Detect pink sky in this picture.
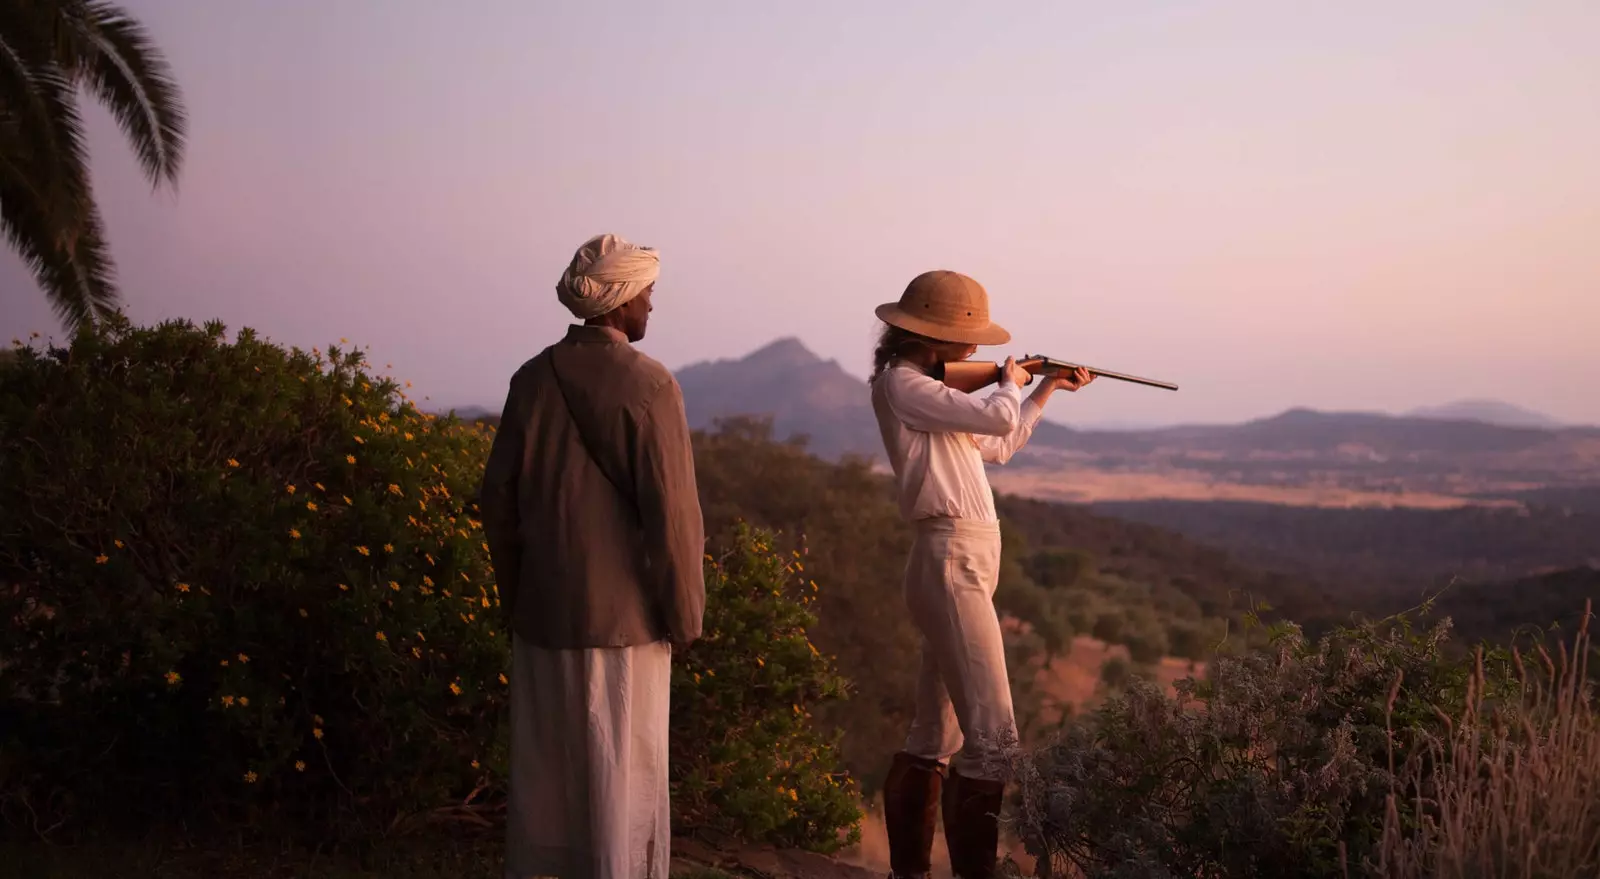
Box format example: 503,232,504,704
3,0,1597,426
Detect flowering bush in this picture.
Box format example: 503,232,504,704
0,318,865,852
671,522,862,852
0,317,508,837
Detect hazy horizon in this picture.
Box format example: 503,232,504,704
3,1,1598,427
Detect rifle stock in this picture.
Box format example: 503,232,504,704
938,355,1178,393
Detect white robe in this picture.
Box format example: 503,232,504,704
504,636,672,879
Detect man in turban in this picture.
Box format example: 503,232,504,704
480,233,706,879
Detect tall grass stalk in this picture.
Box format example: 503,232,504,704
1376,600,1600,878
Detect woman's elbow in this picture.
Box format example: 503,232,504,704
980,408,1020,437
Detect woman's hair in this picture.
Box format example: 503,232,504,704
871,322,947,380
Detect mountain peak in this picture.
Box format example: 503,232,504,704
743,336,823,368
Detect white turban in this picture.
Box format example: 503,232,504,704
555,233,660,320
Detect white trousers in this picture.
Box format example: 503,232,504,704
901,517,1017,782
504,636,672,879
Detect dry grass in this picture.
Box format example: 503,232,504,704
1375,600,1600,878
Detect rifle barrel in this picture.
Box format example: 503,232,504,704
1027,355,1178,391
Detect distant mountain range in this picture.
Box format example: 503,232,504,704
661,336,1589,449
436,338,1597,507
664,338,1600,507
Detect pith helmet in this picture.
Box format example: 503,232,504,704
874,270,1011,346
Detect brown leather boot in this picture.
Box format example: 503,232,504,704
882,751,946,879
942,769,1006,879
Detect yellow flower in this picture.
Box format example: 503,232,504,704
238,653,250,663
338,583,349,591
356,545,370,556
227,459,240,468
425,554,435,566
422,575,434,587
313,728,324,740
383,543,394,553
286,484,297,495
314,482,325,491
306,501,318,511
375,631,387,642
498,673,508,685
480,597,490,608
295,761,306,772
388,581,400,591
343,496,353,505
175,582,191,593
114,539,125,549
757,657,765,668
239,696,250,707
220,660,230,668
95,554,109,564
404,432,414,441
288,528,301,540
471,760,480,770
346,454,356,464
481,541,490,552
353,435,365,445
412,647,422,658
449,682,462,695
387,484,402,496
165,670,181,686
221,695,235,706
416,631,426,642
243,771,258,783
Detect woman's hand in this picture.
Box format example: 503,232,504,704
1047,365,1095,391
1002,356,1031,387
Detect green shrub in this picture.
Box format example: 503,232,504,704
671,522,862,853
1012,612,1513,879
0,317,507,838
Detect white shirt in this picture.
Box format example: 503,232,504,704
869,361,1045,523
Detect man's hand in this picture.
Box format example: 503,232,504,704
1001,356,1031,388
1047,365,1095,392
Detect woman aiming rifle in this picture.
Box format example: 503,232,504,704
868,270,1092,879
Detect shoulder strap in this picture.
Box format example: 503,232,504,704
547,351,642,521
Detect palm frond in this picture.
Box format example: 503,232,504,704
0,0,185,329
0,162,117,330
0,32,85,233
78,0,185,187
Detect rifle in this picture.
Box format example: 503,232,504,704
938,355,1179,393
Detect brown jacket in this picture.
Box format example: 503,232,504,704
478,324,706,649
